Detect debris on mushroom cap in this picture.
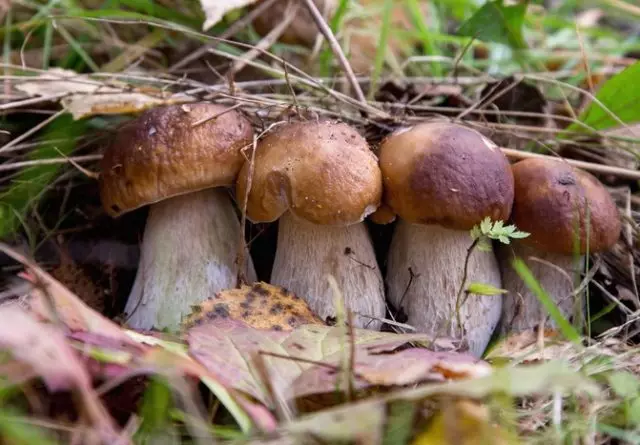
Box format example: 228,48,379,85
378,121,515,230
510,158,621,255
99,103,254,217
236,120,382,226
183,282,324,331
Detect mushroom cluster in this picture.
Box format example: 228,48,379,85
99,104,622,357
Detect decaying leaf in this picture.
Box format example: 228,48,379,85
277,360,596,444
0,305,90,391
484,329,571,364
0,245,275,433
18,268,135,346
291,348,491,400
183,281,324,331
199,0,259,31
0,305,123,443
186,283,489,407
13,68,192,119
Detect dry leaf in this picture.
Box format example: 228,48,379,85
484,329,570,363
14,68,192,119
18,268,135,345
186,284,489,407
61,92,190,120
0,305,123,443
0,244,275,432
199,0,259,31
183,282,324,330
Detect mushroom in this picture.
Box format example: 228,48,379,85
497,158,621,333
379,121,515,356
236,120,386,329
99,103,257,331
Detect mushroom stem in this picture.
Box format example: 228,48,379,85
497,241,584,334
386,220,503,356
270,212,386,329
124,189,256,330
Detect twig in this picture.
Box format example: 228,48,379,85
300,0,367,107
0,154,103,172
0,109,65,154
167,0,281,73
236,134,258,287
190,103,243,128
227,1,299,77
346,311,356,403
500,148,640,180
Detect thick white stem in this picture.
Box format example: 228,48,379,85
386,220,502,357
124,189,256,330
497,241,584,334
271,212,386,329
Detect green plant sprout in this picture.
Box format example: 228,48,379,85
453,217,530,332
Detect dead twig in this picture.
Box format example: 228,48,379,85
300,0,368,107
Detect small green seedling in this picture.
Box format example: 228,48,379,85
453,217,530,331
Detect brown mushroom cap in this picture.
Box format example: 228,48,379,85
236,121,382,225
99,103,253,217
378,122,515,230
510,158,621,254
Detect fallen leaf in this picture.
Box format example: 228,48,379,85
183,281,324,331
186,283,488,407
199,0,259,31
0,305,123,443
291,347,491,400
13,68,192,119
484,329,571,364
61,92,190,120
0,244,274,433
18,268,134,345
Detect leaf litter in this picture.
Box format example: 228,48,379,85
0,246,613,443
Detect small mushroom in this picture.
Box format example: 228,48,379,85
236,120,386,329
497,158,621,333
379,121,515,356
100,103,257,330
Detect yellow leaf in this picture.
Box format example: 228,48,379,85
412,400,518,445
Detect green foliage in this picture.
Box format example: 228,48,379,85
607,371,640,428
0,114,88,241
0,411,58,445
466,282,508,296
456,0,528,50
135,376,177,443
382,400,416,445
470,217,530,252
565,61,640,133
512,258,581,344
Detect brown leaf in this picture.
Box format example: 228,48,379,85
484,329,569,363
186,284,489,407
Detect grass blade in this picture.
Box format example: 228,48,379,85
511,257,582,344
